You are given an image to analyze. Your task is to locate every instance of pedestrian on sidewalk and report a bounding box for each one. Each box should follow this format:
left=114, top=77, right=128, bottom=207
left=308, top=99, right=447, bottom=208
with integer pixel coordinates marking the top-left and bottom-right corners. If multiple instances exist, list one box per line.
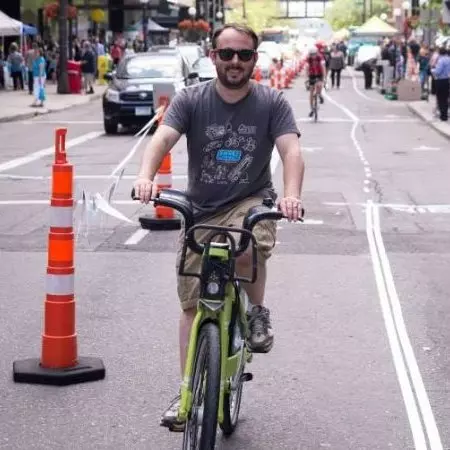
left=329, top=43, right=345, bottom=89
left=31, top=48, right=46, bottom=108
left=418, top=45, right=430, bottom=93
left=81, top=41, right=96, bottom=94
left=431, top=47, right=450, bottom=122
left=7, top=43, right=24, bottom=91
left=25, top=43, right=38, bottom=95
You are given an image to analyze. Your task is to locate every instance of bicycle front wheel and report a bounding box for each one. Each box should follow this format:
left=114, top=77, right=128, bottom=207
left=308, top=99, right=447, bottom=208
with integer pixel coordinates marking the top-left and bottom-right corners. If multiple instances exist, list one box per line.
left=183, top=322, right=221, bottom=450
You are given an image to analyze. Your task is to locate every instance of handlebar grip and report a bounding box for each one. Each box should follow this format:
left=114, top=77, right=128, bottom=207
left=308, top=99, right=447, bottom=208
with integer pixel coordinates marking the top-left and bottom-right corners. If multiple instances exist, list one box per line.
left=131, top=188, right=139, bottom=200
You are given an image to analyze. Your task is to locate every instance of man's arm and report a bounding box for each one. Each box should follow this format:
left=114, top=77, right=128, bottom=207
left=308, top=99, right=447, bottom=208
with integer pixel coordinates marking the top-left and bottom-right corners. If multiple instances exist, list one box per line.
left=275, top=133, right=305, bottom=220
left=134, top=125, right=182, bottom=202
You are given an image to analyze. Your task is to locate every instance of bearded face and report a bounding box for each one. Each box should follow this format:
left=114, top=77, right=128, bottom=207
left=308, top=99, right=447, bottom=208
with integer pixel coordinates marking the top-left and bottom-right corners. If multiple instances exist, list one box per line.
left=211, top=29, right=258, bottom=90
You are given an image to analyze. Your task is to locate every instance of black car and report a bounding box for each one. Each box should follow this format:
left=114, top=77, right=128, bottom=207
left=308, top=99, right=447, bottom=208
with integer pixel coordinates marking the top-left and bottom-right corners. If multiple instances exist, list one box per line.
left=102, top=51, right=198, bottom=134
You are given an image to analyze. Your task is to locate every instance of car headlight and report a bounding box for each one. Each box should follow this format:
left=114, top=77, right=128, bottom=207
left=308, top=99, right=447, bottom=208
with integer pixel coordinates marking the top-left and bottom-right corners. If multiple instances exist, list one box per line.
left=105, top=89, right=120, bottom=102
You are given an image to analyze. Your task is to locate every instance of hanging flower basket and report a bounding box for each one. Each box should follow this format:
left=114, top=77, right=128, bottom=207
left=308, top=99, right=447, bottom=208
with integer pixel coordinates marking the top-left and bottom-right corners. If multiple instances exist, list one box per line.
left=178, top=19, right=210, bottom=41
left=44, top=2, right=78, bottom=21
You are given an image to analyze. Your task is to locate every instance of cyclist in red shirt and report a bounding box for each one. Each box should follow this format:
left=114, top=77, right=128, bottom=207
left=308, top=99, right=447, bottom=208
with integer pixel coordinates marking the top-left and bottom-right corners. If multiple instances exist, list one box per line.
left=304, top=46, right=326, bottom=118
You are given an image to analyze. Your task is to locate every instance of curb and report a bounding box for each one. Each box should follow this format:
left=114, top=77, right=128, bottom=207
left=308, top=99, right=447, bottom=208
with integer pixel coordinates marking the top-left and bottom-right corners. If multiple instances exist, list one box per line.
left=407, top=103, right=450, bottom=140
left=0, top=91, right=104, bottom=124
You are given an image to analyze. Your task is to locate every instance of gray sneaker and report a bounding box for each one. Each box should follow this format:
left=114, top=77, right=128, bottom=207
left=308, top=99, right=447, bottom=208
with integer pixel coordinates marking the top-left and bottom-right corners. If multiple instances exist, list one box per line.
left=247, top=305, right=274, bottom=353
left=160, top=393, right=185, bottom=432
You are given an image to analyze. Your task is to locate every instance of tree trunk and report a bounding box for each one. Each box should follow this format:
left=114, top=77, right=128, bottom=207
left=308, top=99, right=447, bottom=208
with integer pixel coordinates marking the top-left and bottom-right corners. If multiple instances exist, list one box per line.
left=57, top=0, right=70, bottom=94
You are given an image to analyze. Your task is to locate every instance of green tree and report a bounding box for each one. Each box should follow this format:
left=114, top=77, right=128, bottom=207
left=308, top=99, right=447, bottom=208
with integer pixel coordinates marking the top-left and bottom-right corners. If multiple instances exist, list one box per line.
left=225, top=0, right=294, bottom=33
left=324, top=0, right=390, bottom=30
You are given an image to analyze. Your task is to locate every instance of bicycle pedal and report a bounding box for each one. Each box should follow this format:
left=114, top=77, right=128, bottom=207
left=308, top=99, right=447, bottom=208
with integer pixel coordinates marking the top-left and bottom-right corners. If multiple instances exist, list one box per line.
left=166, top=423, right=185, bottom=433
left=240, top=372, right=253, bottom=382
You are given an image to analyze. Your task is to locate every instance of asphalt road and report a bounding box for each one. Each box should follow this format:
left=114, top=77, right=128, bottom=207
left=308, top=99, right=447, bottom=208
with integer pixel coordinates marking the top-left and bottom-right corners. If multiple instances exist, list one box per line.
left=0, top=71, right=449, bottom=450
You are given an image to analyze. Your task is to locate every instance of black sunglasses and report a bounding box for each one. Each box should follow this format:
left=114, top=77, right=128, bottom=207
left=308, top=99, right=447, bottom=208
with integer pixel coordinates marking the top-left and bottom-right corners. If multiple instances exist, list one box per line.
left=216, top=48, right=255, bottom=62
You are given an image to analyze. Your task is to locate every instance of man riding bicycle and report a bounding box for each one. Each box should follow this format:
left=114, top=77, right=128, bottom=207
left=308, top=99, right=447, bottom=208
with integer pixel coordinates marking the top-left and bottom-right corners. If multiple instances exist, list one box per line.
left=133, top=23, right=305, bottom=430
left=305, top=46, right=326, bottom=118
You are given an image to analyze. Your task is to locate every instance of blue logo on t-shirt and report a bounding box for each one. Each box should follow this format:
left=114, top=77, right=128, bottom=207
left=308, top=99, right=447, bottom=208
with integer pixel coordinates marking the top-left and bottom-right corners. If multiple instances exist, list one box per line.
left=216, top=149, right=242, bottom=163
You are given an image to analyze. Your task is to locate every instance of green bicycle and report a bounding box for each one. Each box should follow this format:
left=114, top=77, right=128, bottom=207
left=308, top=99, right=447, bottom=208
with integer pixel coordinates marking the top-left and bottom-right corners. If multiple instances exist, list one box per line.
left=132, top=188, right=298, bottom=449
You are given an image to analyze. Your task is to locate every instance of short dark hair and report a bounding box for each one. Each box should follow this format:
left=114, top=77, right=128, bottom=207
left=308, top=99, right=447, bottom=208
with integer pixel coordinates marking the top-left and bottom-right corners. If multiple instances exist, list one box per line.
left=212, top=23, right=259, bottom=50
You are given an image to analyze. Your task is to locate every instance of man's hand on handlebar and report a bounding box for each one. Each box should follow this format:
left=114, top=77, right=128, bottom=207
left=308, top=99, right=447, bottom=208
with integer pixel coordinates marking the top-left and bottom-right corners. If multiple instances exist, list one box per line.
left=133, top=177, right=158, bottom=204
left=278, top=196, right=303, bottom=222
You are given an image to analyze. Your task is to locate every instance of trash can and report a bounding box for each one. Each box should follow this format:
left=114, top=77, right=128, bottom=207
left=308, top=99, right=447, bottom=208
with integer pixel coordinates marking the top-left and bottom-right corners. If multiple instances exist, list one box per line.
left=67, top=60, right=82, bottom=94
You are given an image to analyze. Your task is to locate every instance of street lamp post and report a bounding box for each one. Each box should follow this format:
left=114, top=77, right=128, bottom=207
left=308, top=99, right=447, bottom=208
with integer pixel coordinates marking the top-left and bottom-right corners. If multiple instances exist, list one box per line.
left=402, top=0, right=411, bottom=42
left=393, top=7, right=403, bottom=83
left=216, top=10, right=224, bottom=26
left=140, top=0, right=150, bottom=51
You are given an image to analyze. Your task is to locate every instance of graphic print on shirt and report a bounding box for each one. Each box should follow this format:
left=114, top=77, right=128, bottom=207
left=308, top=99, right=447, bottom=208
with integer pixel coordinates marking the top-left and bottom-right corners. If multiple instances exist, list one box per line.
left=200, top=122, right=257, bottom=185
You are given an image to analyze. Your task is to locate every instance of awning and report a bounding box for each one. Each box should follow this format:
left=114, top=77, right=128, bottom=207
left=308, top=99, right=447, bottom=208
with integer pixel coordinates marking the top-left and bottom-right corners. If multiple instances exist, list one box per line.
left=354, top=16, right=399, bottom=37
left=0, top=10, right=22, bottom=37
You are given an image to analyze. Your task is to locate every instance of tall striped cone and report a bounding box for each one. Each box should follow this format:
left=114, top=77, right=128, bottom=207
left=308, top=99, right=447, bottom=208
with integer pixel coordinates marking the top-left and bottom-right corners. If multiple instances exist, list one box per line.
left=13, top=128, right=105, bottom=386
left=138, top=96, right=182, bottom=231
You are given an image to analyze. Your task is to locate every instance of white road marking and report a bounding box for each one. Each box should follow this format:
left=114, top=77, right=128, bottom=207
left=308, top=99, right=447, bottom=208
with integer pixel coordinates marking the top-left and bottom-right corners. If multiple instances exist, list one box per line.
left=367, top=201, right=443, bottom=450
left=413, top=145, right=441, bottom=151
left=303, top=146, right=323, bottom=152
left=22, top=120, right=103, bottom=125
left=348, top=68, right=384, bottom=103
left=365, top=201, right=428, bottom=449
left=124, top=228, right=149, bottom=245
left=0, top=174, right=187, bottom=181
left=0, top=131, right=103, bottom=173
left=323, top=201, right=450, bottom=213
left=325, top=83, right=443, bottom=447
left=277, top=218, right=324, bottom=229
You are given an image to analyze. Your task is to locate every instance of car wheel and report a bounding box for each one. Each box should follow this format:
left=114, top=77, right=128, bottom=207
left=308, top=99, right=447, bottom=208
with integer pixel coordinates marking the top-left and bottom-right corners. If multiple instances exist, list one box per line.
left=104, top=119, right=118, bottom=135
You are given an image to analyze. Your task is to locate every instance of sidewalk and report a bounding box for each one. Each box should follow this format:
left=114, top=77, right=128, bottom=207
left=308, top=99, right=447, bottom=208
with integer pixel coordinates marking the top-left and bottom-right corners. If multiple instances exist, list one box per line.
left=407, top=101, right=450, bottom=140
left=0, top=83, right=107, bottom=123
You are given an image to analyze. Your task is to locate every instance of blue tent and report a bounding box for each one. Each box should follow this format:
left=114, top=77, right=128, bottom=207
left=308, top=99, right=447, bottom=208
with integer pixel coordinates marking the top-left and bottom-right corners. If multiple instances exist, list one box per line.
left=22, top=24, right=38, bottom=36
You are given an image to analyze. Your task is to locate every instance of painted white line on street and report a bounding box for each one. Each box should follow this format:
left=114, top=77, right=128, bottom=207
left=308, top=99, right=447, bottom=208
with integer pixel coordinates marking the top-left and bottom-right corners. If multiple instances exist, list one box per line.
left=22, top=120, right=103, bottom=125
left=124, top=228, right=149, bottom=245
left=413, top=145, right=441, bottom=151
left=277, top=219, right=324, bottom=229
left=0, top=174, right=187, bottom=181
left=0, top=131, right=103, bottom=174
left=369, top=202, right=443, bottom=450
left=365, top=201, right=428, bottom=449
left=348, top=68, right=383, bottom=103
left=297, top=117, right=352, bottom=123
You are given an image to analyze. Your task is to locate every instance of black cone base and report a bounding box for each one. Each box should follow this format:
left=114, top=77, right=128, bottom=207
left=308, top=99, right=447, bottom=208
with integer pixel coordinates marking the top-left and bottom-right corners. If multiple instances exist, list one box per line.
left=138, top=215, right=181, bottom=230
left=13, top=356, right=105, bottom=386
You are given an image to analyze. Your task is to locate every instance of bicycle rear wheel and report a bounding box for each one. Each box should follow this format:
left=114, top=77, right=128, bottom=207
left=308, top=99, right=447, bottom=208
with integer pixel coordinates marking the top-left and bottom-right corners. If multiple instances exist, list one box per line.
left=183, top=322, right=221, bottom=450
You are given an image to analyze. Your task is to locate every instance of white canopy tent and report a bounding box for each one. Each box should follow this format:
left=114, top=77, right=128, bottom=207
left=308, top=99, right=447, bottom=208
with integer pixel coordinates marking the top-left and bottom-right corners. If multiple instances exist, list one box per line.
left=0, top=10, right=22, bottom=37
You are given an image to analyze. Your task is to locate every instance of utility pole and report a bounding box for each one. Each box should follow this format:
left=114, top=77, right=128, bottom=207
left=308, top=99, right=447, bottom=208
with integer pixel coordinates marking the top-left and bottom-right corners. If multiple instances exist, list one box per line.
left=58, top=0, right=70, bottom=94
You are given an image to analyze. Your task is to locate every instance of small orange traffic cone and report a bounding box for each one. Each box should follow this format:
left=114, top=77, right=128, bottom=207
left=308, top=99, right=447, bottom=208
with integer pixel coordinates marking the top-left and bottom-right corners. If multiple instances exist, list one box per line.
left=138, top=96, right=182, bottom=231
left=13, top=129, right=105, bottom=386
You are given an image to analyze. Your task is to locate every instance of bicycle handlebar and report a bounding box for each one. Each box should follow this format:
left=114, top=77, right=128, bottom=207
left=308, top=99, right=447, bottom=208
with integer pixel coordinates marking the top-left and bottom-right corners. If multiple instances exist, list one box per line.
left=131, top=188, right=304, bottom=256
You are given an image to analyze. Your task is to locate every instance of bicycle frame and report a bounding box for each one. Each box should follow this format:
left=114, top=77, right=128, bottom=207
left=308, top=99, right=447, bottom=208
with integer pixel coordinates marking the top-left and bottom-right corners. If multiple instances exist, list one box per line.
left=177, top=234, right=253, bottom=426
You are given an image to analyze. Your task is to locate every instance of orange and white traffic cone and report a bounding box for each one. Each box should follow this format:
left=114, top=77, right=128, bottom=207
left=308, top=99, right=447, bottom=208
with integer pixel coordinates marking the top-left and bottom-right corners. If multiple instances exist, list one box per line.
left=13, top=128, right=105, bottom=386
left=138, top=96, right=182, bottom=231
left=254, top=66, right=262, bottom=83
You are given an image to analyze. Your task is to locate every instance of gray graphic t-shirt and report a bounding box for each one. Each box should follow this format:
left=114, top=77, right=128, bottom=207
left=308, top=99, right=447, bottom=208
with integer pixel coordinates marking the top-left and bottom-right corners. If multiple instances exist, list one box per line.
left=163, top=80, right=300, bottom=218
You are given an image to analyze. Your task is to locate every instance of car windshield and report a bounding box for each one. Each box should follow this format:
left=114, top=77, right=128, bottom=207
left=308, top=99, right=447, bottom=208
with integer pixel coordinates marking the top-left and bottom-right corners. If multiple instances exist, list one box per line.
left=193, top=57, right=214, bottom=72
left=117, top=56, right=179, bottom=79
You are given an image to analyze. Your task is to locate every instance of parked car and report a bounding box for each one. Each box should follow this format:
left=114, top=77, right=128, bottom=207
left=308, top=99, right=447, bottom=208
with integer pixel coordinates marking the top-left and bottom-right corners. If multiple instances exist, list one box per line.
left=177, top=43, right=205, bottom=68
left=192, top=56, right=216, bottom=82
left=102, top=51, right=198, bottom=134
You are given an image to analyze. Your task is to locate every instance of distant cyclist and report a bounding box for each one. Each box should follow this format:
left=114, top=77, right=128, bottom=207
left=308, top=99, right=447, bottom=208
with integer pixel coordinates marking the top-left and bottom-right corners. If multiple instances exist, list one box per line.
left=304, top=46, right=326, bottom=118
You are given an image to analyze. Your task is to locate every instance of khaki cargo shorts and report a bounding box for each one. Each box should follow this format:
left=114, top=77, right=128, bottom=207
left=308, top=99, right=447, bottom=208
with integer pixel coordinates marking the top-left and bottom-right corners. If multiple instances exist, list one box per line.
left=175, top=196, right=277, bottom=311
